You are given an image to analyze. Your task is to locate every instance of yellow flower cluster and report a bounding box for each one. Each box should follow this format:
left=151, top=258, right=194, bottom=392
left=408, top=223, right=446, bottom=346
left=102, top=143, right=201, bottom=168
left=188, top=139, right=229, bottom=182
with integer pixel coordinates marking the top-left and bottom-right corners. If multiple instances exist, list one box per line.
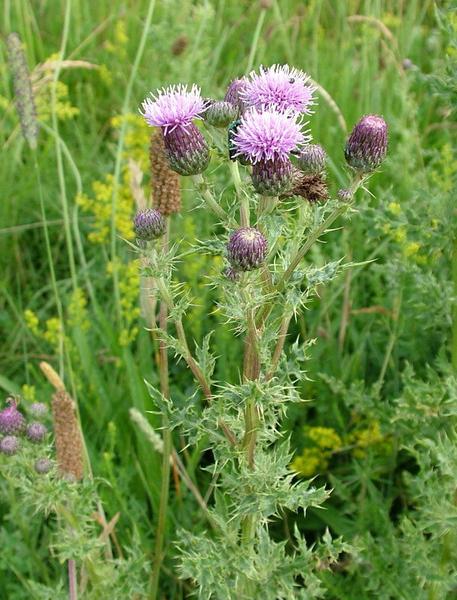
left=381, top=202, right=427, bottom=265
left=105, top=20, right=128, bottom=59
left=291, top=420, right=389, bottom=477
left=76, top=114, right=150, bottom=245
left=68, top=287, right=90, bottom=330
left=430, top=143, right=457, bottom=194
left=21, top=384, right=36, bottom=402
left=107, top=259, right=141, bottom=346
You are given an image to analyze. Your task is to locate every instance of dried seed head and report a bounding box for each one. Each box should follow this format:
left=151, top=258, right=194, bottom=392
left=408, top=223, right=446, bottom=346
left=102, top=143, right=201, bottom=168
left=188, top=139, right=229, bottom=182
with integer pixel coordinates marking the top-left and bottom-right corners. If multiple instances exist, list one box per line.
left=133, top=208, right=166, bottom=241
left=7, top=33, right=39, bottom=150
left=0, top=398, right=25, bottom=435
left=34, top=458, right=53, bottom=474
left=51, top=391, right=84, bottom=481
left=296, top=143, right=327, bottom=175
left=0, top=435, right=20, bottom=456
left=150, top=130, right=181, bottom=215
left=26, top=422, right=47, bottom=443
left=285, top=169, right=329, bottom=203
left=227, top=227, right=267, bottom=271
left=345, top=114, right=388, bottom=172
left=204, top=101, right=239, bottom=128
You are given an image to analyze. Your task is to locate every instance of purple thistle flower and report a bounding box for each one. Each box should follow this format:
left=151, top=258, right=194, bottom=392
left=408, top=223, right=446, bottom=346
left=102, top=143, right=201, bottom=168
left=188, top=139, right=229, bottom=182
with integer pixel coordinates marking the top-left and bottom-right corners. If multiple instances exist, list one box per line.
left=0, top=398, right=25, bottom=435
left=297, top=143, right=327, bottom=175
left=134, top=208, right=166, bottom=241
left=28, top=402, right=48, bottom=419
left=0, top=435, right=20, bottom=456
left=141, top=84, right=210, bottom=176
left=345, top=114, right=388, bottom=172
left=141, top=84, right=206, bottom=133
left=227, top=228, right=267, bottom=271
left=240, top=64, right=316, bottom=113
left=26, top=422, right=47, bottom=443
left=232, top=108, right=306, bottom=164
left=35, top=458, right=53, bottom=474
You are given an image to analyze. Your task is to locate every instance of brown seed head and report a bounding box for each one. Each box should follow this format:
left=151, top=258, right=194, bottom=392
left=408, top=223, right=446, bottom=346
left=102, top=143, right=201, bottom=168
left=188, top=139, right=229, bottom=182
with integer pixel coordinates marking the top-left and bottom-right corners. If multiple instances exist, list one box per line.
left=283, top=169, right=329, bottom=203
left=150, top=130, right=181, bottom=215
left=51, top=391, right=84, bottom=481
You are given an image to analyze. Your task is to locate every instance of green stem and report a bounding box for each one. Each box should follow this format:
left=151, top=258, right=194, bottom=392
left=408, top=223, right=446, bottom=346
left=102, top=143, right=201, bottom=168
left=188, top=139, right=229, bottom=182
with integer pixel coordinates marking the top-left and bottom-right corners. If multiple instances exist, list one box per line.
left=245, top=8, right=266, bottom=73
left=229, top=161, right=249, bottom=227
left=150, top=219, right=172, bottom=600
left=192, top=173, right=231, bottom=224
left=452, top=235, right=457, bottom=373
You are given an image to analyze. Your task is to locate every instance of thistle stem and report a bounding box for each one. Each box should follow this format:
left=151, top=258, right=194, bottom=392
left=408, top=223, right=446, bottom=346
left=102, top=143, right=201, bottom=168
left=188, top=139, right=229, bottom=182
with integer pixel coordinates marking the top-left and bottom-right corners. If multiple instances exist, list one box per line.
left=192, top=173, right=231, bottom=224
left=150, top=220, right=172, bottom=600
left=229, top=161, right=249, bottom=227
left=452, top=235, right=457, bottom=373
left=68, top=559, right=77, bottom=600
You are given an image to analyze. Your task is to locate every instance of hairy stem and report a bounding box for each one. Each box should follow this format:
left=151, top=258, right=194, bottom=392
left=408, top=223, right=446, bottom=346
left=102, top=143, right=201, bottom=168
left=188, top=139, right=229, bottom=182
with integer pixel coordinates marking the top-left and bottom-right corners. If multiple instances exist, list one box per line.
left=192, top=173, right=231, bottom=224
left=266, top=311, right=293, bottom=381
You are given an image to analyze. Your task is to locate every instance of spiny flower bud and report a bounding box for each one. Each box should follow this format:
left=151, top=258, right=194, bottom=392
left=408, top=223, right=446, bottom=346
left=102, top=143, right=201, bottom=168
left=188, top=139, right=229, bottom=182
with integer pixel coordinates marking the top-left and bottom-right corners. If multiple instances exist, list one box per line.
left=163, top=124, right=210, bottom=176
left=26, top=422, right=47, bottom=443
left=51, top=390, right=84, bottom=481
left=224, top=78, right=246, bottom=109
left=204, top=101, right=239, bottom=128
left=0, top=398, right=25, bottom=435
left=284, top=168, right=329, bottom=203
left=296, top=143, right=327, bottom=175
left=28, top=402, right=48, bottom=419
left=252, top=157, right=294, bottom=196
left=7, top=33, right=39, bottom=150
left=0, top=435, right=20, bottom=455
left=338, top=188, right=352, bottom=202
left=223, top=266, right=240, bottom=282
left=345, top=114, right=388, bottom=172
left=150, top=130, right=181, bottom=215
left=34, top=458, right=53, bottom=474
left=227, top=227, right=267, bottom=271
left=134, top=208, right=166, bottom=241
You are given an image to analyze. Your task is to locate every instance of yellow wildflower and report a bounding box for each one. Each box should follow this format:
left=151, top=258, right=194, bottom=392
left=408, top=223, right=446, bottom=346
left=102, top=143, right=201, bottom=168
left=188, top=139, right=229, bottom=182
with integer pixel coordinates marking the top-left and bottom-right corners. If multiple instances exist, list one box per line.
left=387, top=201, right=401, bottom=216
left=393, top=227, right=407, bottom=243
left=21, top=384, right=36, bottom=402
left=24, top=309, right=40, bottom=335
left=291, top=448, right=327, bottom=478
left=307, top=426, right=342, bottom=451
left=403, top=241, right=421, bottom=257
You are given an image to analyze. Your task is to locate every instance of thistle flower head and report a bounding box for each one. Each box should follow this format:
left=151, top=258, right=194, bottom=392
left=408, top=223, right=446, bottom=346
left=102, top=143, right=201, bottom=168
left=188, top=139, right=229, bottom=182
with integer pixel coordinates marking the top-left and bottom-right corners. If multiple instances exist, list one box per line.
left=28, top=402, right=48, bottom=419
left=227, top=227, right=267, bottom=271
left=204, top=101, right=239, bottom=128
left=134, top=208, right=166, bottom=241
left=224, top=78, right=246, bottom=108
left=35, top=458, right=53, bottom=474
left=0, top=435, right=20, bottom=456
left=241, top=64, right=316, bottom=113
left=0, top=398, right=25, bottom=435
left=345, top=114, right=388, bottom=172
left=141, top=84, right=206, bottom=133
left=297, top=143, right=327, bottom=175
left=232, top=108, right=307, bottom=164
left=26, top=422, right=47, bottom=443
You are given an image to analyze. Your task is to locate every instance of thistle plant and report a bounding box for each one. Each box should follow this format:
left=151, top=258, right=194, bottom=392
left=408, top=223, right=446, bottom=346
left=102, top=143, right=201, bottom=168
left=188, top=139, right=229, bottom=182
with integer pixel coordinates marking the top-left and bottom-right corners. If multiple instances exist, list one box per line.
left=135, top=63, right=388, bottom=598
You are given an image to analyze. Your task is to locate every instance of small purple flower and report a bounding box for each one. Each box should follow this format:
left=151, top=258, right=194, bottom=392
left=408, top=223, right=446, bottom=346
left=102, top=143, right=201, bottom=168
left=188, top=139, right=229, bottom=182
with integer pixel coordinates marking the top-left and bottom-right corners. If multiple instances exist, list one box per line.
left=141, top=84, right=210, bottom=176
left=134, top=208, right=166, bottom=241
left=141, top=84, right=206, bottom=133
left=345, top=114, right=388, bottom=172
left=35, top=458, right=53, bottom=474
left=227, top=228, right=267, bottom=271
left=232, top=108, right=306, bottom=164
left=26, top=422, right=47, bottom=443
left=297, top=143, right=327, bottom=175
left=240, top=64, right=316, bottom=113
left=224, top=78, right=246, bottom=109
left=28, top=402, right=48, bottom=419
left=0, top=398, right=25, bottom=435
left=0, top=435, right=20, bottom=455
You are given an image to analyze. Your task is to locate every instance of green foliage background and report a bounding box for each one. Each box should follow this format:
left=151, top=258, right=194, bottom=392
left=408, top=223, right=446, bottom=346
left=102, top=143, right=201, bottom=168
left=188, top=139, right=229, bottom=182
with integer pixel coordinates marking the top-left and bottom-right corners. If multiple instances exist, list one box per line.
left=1, top=0, right=456, bottom=597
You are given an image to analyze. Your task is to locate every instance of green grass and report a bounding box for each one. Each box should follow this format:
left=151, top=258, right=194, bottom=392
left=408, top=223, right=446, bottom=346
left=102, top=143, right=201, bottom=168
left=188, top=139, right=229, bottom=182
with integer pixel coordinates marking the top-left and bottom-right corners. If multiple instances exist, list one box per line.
left=1, top=0, right=456, bottom=597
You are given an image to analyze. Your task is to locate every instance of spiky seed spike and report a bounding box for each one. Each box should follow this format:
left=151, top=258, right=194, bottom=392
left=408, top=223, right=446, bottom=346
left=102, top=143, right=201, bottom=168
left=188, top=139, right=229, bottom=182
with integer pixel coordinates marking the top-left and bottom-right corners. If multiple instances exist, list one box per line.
left=51, top=390, right=84, bottom=481
left=7, top=33, right=39, bottom=150
left=150, top=130, right=181, bottom=214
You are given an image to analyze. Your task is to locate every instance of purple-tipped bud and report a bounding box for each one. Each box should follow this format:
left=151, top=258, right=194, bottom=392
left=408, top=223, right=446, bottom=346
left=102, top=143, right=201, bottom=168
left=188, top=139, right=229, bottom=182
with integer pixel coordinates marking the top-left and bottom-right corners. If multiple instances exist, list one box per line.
left=134, top=208, right=166, bottom=241
left=224, top=78, right=246, bottom=109
left=227, top=227, right=267, bottom=271
left=28, top=402, right=48, bottom=419
left=34, top=458, right=53, bottom=474
left=223, top=266, right=240, bottom=282
left=0, top=399, right=25, bottom=435
left=0, top=435, right=20, bottom=456
left=26, top=422, right=47, bottom=443
left=252, top=157, right=294, bottom=196
left=163, top=124, right=210, bottom=176
left=204, top=101, right=239, bottom=128
left=297, top=144, right=327, bottom=175
left=345, top=114, right=388, bottom=172
left=338, top=188, right=352, bottom=202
